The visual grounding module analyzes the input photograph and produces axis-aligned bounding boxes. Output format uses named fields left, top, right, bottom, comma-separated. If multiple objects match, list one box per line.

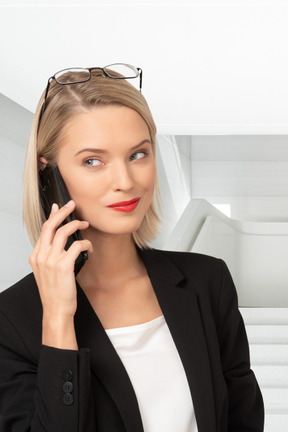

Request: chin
left=87, top=219, right=143, bottom=236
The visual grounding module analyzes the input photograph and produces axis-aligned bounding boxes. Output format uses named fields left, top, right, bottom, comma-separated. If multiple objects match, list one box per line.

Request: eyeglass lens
left=54, top=64, right=139, bottom=84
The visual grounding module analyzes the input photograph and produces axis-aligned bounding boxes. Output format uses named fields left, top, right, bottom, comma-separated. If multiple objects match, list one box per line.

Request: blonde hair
left=23, top=71, right=160, bottom=248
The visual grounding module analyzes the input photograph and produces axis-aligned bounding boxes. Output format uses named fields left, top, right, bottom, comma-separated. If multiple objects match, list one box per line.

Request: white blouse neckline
left=105, top=315, right=165, bottom=335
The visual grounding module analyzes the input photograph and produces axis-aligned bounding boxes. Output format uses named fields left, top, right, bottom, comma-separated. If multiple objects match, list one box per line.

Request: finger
left=39, top=200, right=77, bottom=247
left=67, top=239, right=93, bottom=258
left=51, top=220, right=90, bottom=252
left=53, top=239, right=93, bottom=273
left=30, top=236, right=41, bottom=258
left=51, top=202, right=59, bottom=213
left=29, top=232, right=44, bottom=269
left=37, top=220, right=89, bottom=268
left=48, top=200, right=76, bottom=225
left=29, top=204, right=59, bottom=269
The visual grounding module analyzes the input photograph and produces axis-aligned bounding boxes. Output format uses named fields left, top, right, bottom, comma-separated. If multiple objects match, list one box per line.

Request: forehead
left=60, top=105, right=150, bottom=152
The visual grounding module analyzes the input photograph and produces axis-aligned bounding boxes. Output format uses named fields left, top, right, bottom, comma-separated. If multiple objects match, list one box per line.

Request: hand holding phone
left=38, top=164, right=88, bottom=275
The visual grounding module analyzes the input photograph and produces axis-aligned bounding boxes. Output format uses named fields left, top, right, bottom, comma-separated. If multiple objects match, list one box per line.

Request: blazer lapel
left=74, top=248, right=217, bottom=432
left=75, top=285, right=144, bottom=432
left=139, top=248, right=217, bottom=432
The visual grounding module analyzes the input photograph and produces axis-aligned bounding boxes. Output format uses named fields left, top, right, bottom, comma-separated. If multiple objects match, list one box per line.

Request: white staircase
left=163, top=199, right=288, bottom=431
left=241, top=308, right=288, bottom=432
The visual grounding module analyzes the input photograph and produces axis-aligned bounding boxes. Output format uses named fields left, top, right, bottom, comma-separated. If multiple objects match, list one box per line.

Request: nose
left=111, top=161, right=134, bottom=192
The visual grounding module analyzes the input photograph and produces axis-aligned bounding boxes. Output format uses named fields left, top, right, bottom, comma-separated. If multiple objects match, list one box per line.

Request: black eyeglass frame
left=40, top=63, right=143, bottom=121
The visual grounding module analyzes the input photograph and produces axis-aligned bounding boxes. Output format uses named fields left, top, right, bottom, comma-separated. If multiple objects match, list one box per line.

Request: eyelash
left=83, top=150, right=148, bottom=167
left=84, top=158, right=102, bottom=167
left=129, top=150, right=148, bottom=161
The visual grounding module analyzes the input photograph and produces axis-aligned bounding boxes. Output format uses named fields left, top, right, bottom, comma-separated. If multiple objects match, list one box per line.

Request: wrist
left=42, top=314, right=78, bottom=350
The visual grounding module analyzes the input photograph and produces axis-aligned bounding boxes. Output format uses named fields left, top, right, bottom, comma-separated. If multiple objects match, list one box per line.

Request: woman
left=0, top=64, right=264, bottom=431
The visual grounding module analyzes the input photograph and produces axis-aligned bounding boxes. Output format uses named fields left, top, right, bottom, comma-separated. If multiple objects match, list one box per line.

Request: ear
left=38, top=156, right=48, bottom=171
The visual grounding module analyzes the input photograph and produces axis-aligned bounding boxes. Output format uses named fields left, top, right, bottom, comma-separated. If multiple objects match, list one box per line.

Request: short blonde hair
left=23, top=70, right=160, bottom=248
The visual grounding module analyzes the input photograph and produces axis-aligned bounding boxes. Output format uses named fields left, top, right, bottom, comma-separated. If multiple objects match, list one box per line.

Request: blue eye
left=84, top=158, right=101, bottom=167
left=130, top=151, right=146, bottom=161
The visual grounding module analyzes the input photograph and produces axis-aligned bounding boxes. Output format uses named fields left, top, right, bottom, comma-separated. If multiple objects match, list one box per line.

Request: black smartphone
left=38, top=164, right=88, bottom=275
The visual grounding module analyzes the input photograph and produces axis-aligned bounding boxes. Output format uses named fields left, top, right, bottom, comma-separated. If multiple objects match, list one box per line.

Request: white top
left=105, top=315, right=198, bottom=432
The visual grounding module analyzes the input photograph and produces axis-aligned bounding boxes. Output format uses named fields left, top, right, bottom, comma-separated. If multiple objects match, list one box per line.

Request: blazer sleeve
left=217, top=260, right=265, bottom=431
left=0, top=310, right=95, bottom=432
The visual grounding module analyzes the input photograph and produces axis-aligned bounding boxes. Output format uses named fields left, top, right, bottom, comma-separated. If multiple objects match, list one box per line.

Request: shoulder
left=140, top=247, right=232, bottom=296
left=159, top=249, right=221, bottom=267
left=0, top=272, right=40, bottom=313
left=143, top=247, right=226, bottom=279
left=148, top=249, right=239, bottom=318
left=0, top=272, right=42, bottom=322
left=0, top=273, right=42, bottom=358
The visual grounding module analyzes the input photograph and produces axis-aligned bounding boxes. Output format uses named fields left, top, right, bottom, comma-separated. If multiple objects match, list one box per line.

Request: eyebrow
left=74, top=139, right=152, bottom=157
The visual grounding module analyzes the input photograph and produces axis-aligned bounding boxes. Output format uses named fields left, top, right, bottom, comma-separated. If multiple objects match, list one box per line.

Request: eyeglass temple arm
left=138, top=68, right=143, bottom=92
left=40, top=77, right=54, bottom=120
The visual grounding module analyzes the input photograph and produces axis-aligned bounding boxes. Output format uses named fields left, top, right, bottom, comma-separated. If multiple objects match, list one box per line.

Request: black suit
left=0, top=249, right=264, bottom=431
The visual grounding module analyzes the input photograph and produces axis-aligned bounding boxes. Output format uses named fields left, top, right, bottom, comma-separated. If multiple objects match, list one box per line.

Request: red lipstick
left=108, top=198, right=140, bottom=213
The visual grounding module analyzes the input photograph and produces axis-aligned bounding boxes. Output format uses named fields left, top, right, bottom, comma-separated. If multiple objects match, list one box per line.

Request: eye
left=130, top=151, right=146, bottom=161
left=84, top=158, right=102, bottom=167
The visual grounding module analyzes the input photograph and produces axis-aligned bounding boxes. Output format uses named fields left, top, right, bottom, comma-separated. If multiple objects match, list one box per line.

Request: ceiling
left=1, top=0, right=288, bottom=135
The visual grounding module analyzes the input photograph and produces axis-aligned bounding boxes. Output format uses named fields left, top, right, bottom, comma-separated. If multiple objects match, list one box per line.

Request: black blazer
left=0, top=249, right=264, bottom=431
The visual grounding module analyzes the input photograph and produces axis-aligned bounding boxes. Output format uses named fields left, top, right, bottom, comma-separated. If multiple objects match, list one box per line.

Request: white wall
left=189, top=135, right=288, bottom=222
left=0, top=94, right=33, bottom=292
left=153, top=134, right=288, bottom=250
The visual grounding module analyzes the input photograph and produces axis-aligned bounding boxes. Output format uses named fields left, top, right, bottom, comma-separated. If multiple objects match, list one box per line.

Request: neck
left=76, top=230, right=146, bottom=291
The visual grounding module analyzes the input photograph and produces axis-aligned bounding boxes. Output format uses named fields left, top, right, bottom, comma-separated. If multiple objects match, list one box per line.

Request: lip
left=107, top=197, right=140, bottom=213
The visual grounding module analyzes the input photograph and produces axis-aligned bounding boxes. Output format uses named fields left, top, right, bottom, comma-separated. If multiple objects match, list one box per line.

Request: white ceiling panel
left=1, top=2, right=288, bottom=134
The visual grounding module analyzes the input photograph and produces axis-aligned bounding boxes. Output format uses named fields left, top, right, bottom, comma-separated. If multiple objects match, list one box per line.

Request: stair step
left=252, top=365, right=288, bottom=387
left=239, top=308, right=288, bottom=432
left=245, top=325, right=288, bottom=344
left=264, top=414, right=288, bottom=432
left=240, top=308, right=288, bottom=325
left=249, top=344, right=288, bottom=365
left=261, top=388, right=288, bottom=413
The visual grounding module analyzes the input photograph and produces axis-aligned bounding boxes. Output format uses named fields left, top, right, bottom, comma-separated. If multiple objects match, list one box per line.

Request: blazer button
left=63, top=381, right=73, bottom=393
left=63, top=393, right=74, bottom=406
left=62, top=369, right=73, bottom=381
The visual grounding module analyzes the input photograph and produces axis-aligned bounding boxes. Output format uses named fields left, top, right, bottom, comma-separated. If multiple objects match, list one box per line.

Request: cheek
left=62, top=177, right=83, bottom=201
left=60, top=175, right=97, bottom=219
left=62, top=170, right=99, bottom=200
left=144, top=164, right=157, bottom=193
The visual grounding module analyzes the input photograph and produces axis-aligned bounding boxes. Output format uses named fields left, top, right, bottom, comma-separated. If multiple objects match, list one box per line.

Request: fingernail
left=64, top=200, right=74, bottom=208
left=51, top=203, right=58, bottom=212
